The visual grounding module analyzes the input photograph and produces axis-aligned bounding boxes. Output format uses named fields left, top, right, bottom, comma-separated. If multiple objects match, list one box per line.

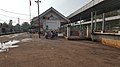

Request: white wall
left=33, top=10, right=68, bottom=31
left=41, top=11, right=67, bottom=31
left=43, top=20, right=60, bottom=30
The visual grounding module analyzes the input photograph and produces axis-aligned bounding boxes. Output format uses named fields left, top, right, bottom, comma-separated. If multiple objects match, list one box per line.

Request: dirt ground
left=0, top=33, right=120, bottom=67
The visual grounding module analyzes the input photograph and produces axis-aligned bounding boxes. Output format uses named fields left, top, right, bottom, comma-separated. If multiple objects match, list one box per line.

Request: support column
left=91, top=12, right=95, bottom=41
left=91, top=12, right=94, bottom=34
left=94, top=12, right=97, bottom=32
left=66, top=24, right=70, bottom=39
left=80, top=18, right=82, bottom=30
left=79, top=18, right=82, bottom=38
left=86, top=25, right=89, bottom=38
left=101, top=13, right=105, bottom=33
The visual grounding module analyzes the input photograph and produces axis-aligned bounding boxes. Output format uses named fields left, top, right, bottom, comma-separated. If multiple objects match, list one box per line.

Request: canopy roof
left=68, top=0, right=120, bottom=22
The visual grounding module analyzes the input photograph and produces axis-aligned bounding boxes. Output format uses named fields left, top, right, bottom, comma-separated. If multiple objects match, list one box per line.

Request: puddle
left=0, top=40, right=20, bottom=53
left=0, top=35, right=11, bottom=37
left=0, top=34, right=22, bottom=38
left=9, top=34, right=18, bottom=38
left=0, top=50, right=6, bottom=53
left=21, top=38, right=32, bottom=42
left=0, top=38, right=32, bottom=53
left=9, top=45, right=19, bottom=48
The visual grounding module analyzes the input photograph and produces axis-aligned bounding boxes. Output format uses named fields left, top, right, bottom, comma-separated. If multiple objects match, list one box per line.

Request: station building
left=66, top=0, right=120, bottom=48
left=31, top=7, right=69, bottom=33
left=31, top=0, right=120, bottom=48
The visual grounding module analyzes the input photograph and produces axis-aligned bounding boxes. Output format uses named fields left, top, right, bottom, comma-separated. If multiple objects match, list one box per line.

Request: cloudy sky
left=0, top=0, right=91, bottom=25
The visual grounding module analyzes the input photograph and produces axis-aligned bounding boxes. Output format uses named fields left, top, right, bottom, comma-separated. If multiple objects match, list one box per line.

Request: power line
left=0, top=9, right=29, bottom=16
left=0, top=14, right=17, bottom=19
left=0, top=13, right=29, bottom=21
left=0, top=8, right=35, bottom=17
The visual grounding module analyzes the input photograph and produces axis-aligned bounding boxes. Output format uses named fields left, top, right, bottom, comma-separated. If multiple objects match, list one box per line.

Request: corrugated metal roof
left=68, top=0, right=120, bottom=22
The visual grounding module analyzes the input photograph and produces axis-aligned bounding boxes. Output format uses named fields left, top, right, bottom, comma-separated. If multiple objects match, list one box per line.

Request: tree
left=0, top=23, right=2, bottom=28
left=2, top=22, right=8, bottom=33
left=14, top=23, right=21, bottom=33
left=0, top=23, right=2, bottom=34
left=2, top=22, right=8, bottom=28
left=9, top=20, right=13, bottom=26
left=8, top=20, right=13, bottom=32
left=21, top=22, right=30, bottom=32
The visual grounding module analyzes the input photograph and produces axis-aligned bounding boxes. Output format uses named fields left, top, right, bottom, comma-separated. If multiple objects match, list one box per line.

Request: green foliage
left=14, top=23, right=21, bottom=33
left=8, top=20, right=13, bottom=27
left=8, top=20, right=13, bottom=32
left=2, top=22, right=9, bottom=28
left=0, top=23, right=2, bottom=28
left=1, top=28, right=6, bottom=33
left=21, top=22, right=30, bottom=32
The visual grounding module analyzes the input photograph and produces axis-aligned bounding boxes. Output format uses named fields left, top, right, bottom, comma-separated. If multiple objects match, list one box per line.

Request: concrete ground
left=0, top=33, right=120, bottom=67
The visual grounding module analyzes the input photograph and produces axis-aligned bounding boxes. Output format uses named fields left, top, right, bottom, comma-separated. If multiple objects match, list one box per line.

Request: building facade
left=31, top=7, right=69, bottom=33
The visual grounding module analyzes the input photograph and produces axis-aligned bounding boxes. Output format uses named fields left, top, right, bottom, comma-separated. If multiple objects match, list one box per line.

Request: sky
left=0, top=0, right=91, bottom=25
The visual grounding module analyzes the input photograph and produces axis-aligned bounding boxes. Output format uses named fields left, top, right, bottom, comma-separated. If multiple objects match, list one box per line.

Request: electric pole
left=35, top=0, right=41, bottom=38
left=18, top=18, right=21, bottom=32
left=29, top=0, right=32, bottom=38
